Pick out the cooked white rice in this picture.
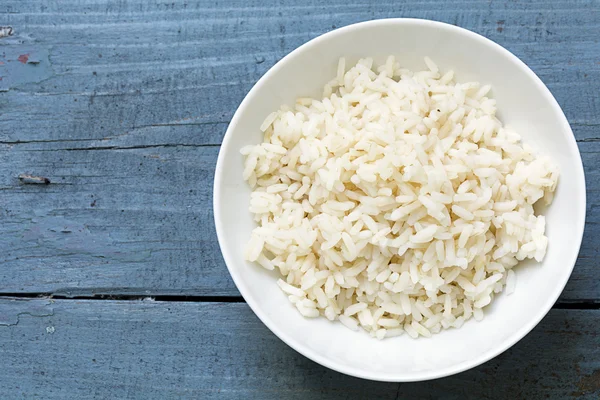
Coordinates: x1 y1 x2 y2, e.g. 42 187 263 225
241 56 558 339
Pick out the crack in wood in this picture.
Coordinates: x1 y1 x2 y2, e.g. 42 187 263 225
57 143 221 151
576 138 600 143
0 293 245 303
0 293 597 309
0 305 54 327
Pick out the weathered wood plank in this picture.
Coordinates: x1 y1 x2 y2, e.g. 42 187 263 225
0 298 598 399
0 0 598 297
1 1 599 143
1 141 600 300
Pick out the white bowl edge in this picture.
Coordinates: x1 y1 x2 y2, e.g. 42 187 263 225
213 18 586 382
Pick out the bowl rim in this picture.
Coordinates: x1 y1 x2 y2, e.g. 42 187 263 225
213 18 586 382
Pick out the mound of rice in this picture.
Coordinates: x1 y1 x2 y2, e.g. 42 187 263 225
241 56 558 339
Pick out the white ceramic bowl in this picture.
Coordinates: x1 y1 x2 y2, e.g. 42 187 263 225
214 19 586 382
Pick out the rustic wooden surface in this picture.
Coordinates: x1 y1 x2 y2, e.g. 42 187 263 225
1 299 599 399
0 0 599 398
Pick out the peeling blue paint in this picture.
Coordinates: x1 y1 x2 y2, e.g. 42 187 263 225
0 46 53 91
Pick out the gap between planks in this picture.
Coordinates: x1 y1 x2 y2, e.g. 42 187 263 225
0 293 245 303
0 293 598 309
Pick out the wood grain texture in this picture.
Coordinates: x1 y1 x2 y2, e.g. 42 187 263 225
0 0 599 298
0 298 598 399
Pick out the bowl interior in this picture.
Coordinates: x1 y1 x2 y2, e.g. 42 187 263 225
214 19 585 381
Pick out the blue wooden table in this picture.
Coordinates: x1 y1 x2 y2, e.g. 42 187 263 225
1 0 599 398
